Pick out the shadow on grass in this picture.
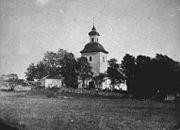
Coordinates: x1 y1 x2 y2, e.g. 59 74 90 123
0 120 18 130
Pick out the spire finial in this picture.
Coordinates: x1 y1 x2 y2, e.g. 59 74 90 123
92 17 96 30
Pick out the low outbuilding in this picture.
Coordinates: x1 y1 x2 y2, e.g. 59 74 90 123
40 75 63 89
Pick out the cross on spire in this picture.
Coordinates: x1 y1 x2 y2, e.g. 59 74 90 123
92 17 96 30
93 17 95 26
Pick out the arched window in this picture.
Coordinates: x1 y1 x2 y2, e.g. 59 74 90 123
89 56 92 61
92 38 94 42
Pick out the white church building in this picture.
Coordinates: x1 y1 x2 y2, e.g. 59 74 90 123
80 25 108 76
80 25 127 90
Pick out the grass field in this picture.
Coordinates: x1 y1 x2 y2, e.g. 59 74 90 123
0 90 180 130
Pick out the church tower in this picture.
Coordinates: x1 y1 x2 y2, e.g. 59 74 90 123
80 25 108 76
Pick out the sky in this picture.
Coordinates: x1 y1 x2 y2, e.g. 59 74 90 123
0 0 180 78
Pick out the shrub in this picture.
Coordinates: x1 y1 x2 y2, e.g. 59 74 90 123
46 93 57 98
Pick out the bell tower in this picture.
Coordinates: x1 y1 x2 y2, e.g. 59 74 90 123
80 21 108 76
89 26 99 43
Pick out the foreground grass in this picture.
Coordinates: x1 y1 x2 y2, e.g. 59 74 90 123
0 90 180 130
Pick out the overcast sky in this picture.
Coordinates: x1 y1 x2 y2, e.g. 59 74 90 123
0 0 180 78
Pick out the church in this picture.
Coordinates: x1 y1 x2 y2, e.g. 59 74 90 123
40 23 126 90
79 24 127 90
79 24 111 89
80 25 108 76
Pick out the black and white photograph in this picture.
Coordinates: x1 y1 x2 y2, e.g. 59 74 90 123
0 0 180 129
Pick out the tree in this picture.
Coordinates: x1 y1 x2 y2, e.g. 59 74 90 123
43 50 64 77
108 58 118 68
25 49 74 82
8 73 18 81
152 54 177 99
120 53 180 99
93 73 107 89
60 52 78 88
76 57 93 87
43 51 58 68
25 63 37 81
25 61 49 81
35 61 49 79
7 73 18 90
120 54 136 94
174 62 180 94
134 55 154 98
107 58 123 89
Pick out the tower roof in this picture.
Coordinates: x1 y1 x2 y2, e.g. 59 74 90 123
80 42 108 54
88 26 100 36
81 24 108 54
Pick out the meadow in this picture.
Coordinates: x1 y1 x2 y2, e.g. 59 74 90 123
0 90 180 130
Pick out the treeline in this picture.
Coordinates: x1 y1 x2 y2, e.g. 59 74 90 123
119 54 180 99
25 49 180 99
25 49 93 87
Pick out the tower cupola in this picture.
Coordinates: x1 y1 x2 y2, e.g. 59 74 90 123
88 26 100 36
80 25 108 54
88 25 100 43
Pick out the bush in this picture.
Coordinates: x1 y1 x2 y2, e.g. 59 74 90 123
46 93 57 98
58 87 126 98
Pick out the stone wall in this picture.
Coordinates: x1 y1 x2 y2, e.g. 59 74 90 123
59 87 126 98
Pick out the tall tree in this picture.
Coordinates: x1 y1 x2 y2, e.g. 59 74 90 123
43 51 58 68
43 49 79 87
107 58 123 89
60 52 78 87
25 49 77 85
35 61 49 79
152 54 177 99
76 57 93 87
174 62 180 93
134 55 154 98
25 63 37 81
43 50 63 77
120 54 136 94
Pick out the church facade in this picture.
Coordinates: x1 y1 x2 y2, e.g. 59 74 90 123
79 25 111 89
80 25 108 76
79 25 127 90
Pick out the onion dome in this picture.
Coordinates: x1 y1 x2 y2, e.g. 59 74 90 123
88 26 100 36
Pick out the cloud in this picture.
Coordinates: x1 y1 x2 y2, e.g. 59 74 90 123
36 0 50 5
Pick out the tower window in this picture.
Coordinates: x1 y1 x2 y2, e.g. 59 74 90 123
92 38 94 42
103 57 105 62
89 56 92 61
